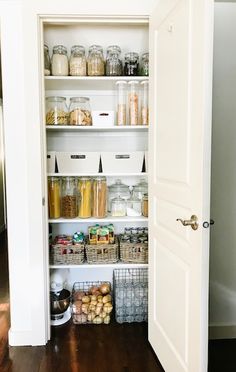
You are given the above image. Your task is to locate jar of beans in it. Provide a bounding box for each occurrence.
[61,177,78,219]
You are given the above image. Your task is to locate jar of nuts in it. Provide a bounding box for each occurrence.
[61,177,78,219]
[46,96,68,125]
[69,97,92,126]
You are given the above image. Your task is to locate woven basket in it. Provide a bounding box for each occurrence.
[50,243,85,265]
[85,239,118,264]
[119,241,148,264]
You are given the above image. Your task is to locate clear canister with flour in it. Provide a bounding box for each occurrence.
[51,45,69,76]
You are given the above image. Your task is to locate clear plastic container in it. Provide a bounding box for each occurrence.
[48,177,61,219]
[87,45,105,76]
[92,176,107,218]
[128,81,139,125]
[46,96,68,125]
[126,194,142,217]
[78,177,92,218]
[142,193,148,217]
[69,97,92,126]
[44,44,51,76]
[124,52,139,76]
[61,177,78,219]
[51,45,69,76]
[140,53,149,76]
[69,45,86,76]
[106,45,123,76]
[108,179,130,212]
[140,81,149,126]
[116,81,127,126]
[132,179,148,200]
[111,196,126,217]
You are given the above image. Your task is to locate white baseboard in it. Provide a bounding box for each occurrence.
[209,324,236,339]
[8,329,32,346]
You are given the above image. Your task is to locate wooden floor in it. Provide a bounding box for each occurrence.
[0,230,236,372]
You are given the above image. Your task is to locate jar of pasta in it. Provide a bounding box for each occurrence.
[92,176,107,218]
[46,96,68,125]
[51,45,69,76]
[69,45,86,76]
[87,45,105,76]
[142,193,148,217]
[48,177,61,219]
[128,81,139,125]
[69,97,92,126]
[78,177,92,218]
[61,177,78,219]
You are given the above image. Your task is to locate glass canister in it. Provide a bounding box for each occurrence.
[116,81,127,126]
[111,196,126,217]
[140,80,149,126]
[105,45,123,76]
[132,179,148,200]
[128,81,139,125]
[78,177,92,218]
[69,97,92,126]
[69,45,86,76]
[51,45,69,76]
[126,194,142,217]
[108,179,130,212]
[92,176,107,218]
[87,45,105,76]
[46,96,68,125]
[61,177,78,219]
[48,177,61,219]
[140,53,149,76]
[124,52,139,76]
[142,193,148,217]
[44,44,51,76]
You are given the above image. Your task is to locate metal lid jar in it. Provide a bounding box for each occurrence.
[44,44,51,76]
[61,177,78,219]
[46,96,68,125]
[124,52,139,76]
[106,45,123,76]
[69,45,86,76]
[51,45,69,76]
[69,97,92,126]
[87,45,105,76]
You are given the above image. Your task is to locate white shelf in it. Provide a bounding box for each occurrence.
[47,173,148,177]
[46,125,149,132]
[49,262,148,269]
[49,216,148,223]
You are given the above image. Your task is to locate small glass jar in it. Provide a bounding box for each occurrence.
[140,53,149,76]
[92,176,107,218]
[124,52,139,76]
[132,179,148,200]
[78,177,92,218]
[140,80,149,125]
[51,45,69,76]
[108,179,130,212]
[142,193,148,217]
[128,81,139,125]
[61,177,78,219]
[116,81,127,126]
[111,196,126,217]
[69,97,92,126]
[126,194,142,217]
[48,177,61,219]
[46,96,68,125]
[44,44,51,76]
[69,45,86,76]
[87,45,105,76]
[106,45,123,76]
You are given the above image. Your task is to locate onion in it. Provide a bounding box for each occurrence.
[99,283,110,295]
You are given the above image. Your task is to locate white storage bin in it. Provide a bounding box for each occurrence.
[101,151,144,174]
[47,151,56,173]
[56,152,100,174]
[145,151,148,172]
[92,111,114,127]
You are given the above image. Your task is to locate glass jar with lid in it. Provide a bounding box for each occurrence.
[128,81,139,125]
[140,80,149,126]
[126,194,142,217]
[87,45,105,76]
[111,196,126,217]
[116,81,127,126]
[44,44,51,76]
[46,96,68,125]
[142,193,148,217]
[140,53,149,76]
[132,179,148,200]
[69,45,86,76]
[108,179,130,212]
[92,176,107,218]
[69,97,92,126]
[106,45,123,76]
[124,52,139,76]
[78,177,92,218]
[61,177,78,219]
[51,45,69,76]
[48,177,61,219]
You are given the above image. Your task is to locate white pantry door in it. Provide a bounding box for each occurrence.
[148,1,214,372]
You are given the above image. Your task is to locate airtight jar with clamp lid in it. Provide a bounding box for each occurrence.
[87,45,105,76]
[69,45,86,76]
[51,45,69,76]
[69,97,92,126]
[46,96,68,125]
[106,45,123,76]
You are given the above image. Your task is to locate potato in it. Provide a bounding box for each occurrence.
[103,302,113,314]
[82,295,90,304]
[99,283,110,295]
[95,304,103,315]
[89,286,99,295]
[82,303,89,314]
[104,315,110,324]
[90,295,97,302]
[89,303,96,312]
[93,316,103,324]
[73,291,85,301]
[102,294,112,304]
[100,310,107,319]
[97,295,103,303]
[87,312,96,322]
[90,300,98,306]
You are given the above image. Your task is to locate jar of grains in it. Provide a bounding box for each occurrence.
[87,45,105,76]
[61,177,78,219]
[69,97,92,126]
[92,176,107,218]
[105,45,123,76]
[48,177,61,219]
[128,81,139,125]
[46,96,68,125]
[51,45,69,76]
[124,52,139,76]
[140,53,149,76]
[69,45,86,76]
[140,80,149,125]
[78,177,92,218]
[44,44,51,76]
[116,81,127,125]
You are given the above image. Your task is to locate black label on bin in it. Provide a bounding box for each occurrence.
[71,155,86,159]
[115,155,130,159]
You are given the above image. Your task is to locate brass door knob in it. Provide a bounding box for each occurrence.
[176,215,198,230]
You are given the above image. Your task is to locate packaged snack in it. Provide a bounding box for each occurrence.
[97,227,109,244]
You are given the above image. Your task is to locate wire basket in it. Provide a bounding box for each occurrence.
[119,240,148,263]
[50,243,85,265]
[71,281,113,324]
[85,238,119,264]
[113,268,148,323]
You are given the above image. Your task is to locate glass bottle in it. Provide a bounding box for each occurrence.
[116,81,127,126]
[142,194,148,217]
[51,45,69,76]
[92,176,107,218]
[69,97,92,126]
[61,177,78,218]
[128,81,139,125]
[45,96,68,126]
[140,80,149,126]
[69,45,86,76]
[111,196,126,217]
[106,45,123,76]
[140,53,149,76]
[124,52,139,76]
[108,179,130,212]
[48,177,61,219]
[44,44,51,76]
[87,45,105,76]
[132,179,148,200]
[78,177,92,218]
[126,194,142,217]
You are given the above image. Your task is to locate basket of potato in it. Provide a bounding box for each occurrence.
[71,281,113,325]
